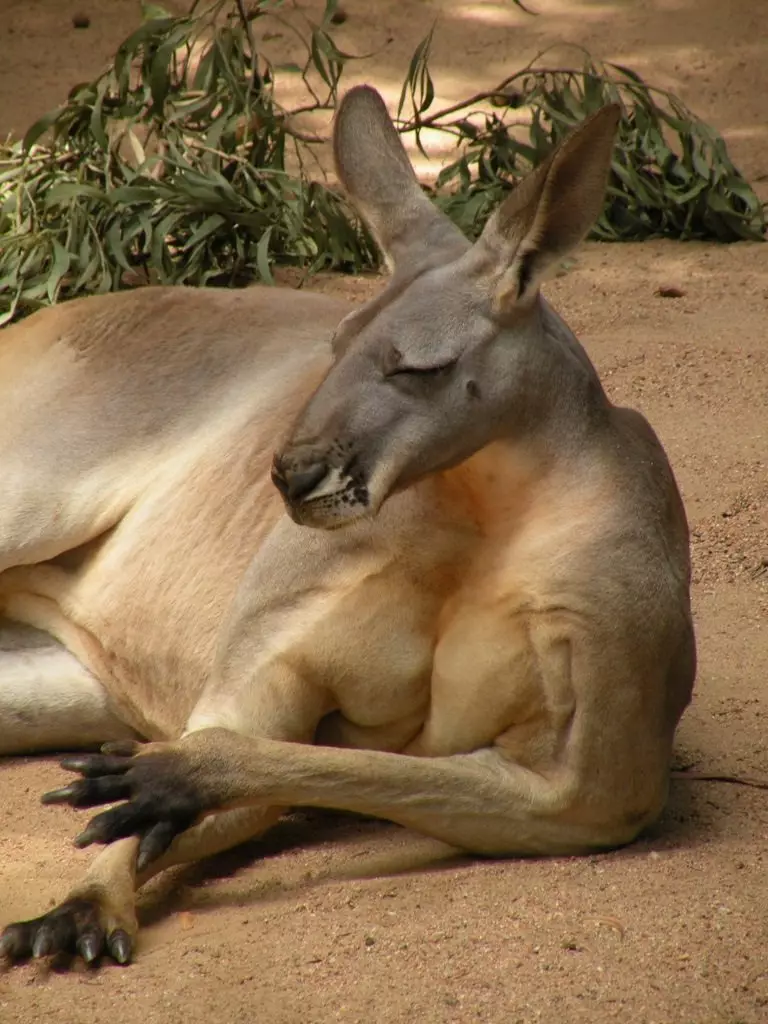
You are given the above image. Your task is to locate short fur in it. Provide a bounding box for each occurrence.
[0,87,694,966]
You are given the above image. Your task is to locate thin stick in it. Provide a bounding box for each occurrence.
[671,770,768,791]
[234,0,259,114]
[397,67,601,133]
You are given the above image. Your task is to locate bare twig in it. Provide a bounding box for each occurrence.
[397,65,620,133]
[672,770,768,790]
[233,0,263,151]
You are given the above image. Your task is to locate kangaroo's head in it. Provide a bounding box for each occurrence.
[272,86,620,528]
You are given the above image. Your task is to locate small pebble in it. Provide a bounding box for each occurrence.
[656,285,686,298]
[72,12,91,29]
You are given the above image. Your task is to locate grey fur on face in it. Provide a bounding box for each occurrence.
[273,88,621,528]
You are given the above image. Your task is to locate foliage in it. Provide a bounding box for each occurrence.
[399,41,766,244]
[0,0,376,325]
[0,0,764,325]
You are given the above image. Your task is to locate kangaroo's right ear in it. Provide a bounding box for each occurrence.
[333,86,469,277]
[472,104,621,313]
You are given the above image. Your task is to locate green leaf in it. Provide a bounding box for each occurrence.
[141,1,173,19]
[0,290,21,327]
[44,182,107,205]
[89,79,111,151]
[46,238,71,302]
[105,220,133,271]
[182,213,226,250]
[398,27,435,118]
[108,184,159,204]
[22,108,65,152]
[256,224,274,283]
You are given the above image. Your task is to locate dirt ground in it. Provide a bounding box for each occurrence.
[1,1,767,1022]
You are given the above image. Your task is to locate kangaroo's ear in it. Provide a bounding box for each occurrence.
[473,104,621,313]
[333,86,470,277]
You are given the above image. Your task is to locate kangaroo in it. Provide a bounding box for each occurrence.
[0,87,695,967]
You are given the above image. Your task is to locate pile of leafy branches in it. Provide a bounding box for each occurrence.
[0,0,375,325]
[400,35,766,244]
[0,0,764,325]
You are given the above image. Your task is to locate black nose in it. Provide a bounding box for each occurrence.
[271,458,328,503]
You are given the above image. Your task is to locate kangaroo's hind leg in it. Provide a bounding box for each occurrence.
[0,806,283,965]
[0,621,139,755]
[0,391,150,576]
[0,296,193,574]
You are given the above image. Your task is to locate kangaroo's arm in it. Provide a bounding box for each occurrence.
[42,726,638,865]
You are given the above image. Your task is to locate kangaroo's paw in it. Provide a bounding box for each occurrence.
[42,741,206,870]
[0,896,134,966]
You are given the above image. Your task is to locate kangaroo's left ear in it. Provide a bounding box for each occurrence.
[472,104,621,313]
[333,85,470,277]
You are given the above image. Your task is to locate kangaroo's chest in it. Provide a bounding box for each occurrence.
[195,489,479,749]
[269,535,561,762]
[296,561,442,729]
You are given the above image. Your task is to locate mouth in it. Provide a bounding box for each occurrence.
[284,492,372,530]
[271,457,372,530]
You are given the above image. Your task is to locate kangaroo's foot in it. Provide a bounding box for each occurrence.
[0,837,140,967]
[1,798,283,969]
[0,897,134,965]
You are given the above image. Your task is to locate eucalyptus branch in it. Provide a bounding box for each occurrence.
[0,1,763,328]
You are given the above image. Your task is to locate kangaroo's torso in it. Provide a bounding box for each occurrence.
[1,286,692,794]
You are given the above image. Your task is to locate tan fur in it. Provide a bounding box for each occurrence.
[0,89,694,964]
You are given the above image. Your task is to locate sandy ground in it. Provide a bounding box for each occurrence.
[1,2,767,1022]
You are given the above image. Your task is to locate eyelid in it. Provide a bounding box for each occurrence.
[385,358,458,378]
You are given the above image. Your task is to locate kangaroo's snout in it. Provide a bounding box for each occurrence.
[271,454,329,504]
[271,441,369,528]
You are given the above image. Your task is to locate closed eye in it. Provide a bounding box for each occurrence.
[385,359,458,379]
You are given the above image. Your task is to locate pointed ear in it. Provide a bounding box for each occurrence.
[474,104,621,312]
[333,85,469,276]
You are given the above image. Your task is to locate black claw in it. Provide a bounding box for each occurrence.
[60,754,133,778]
[107,930,132,965]
[0,924,30,960]
[137,820,179,872]
[101,740,141,757]
[80,802,155,848]
[31,925,55,959]
[77,928,105,964]
[73,805,138,848]
[42,774,133,809]
[73,825,103,849]
[41,783,81,805]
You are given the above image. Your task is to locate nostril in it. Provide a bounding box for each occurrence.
[271,458,330,504]
[286,462,328,502]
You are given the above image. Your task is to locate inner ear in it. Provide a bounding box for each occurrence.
[513,249,537,302]
[333,86,470,278]
[471,104,622,311]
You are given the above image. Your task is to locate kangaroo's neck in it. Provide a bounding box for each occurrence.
[434,304,609,537]
[435,440,545,535]
[502,298,609,455]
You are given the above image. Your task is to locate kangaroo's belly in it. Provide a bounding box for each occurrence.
[37,352,333,740]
